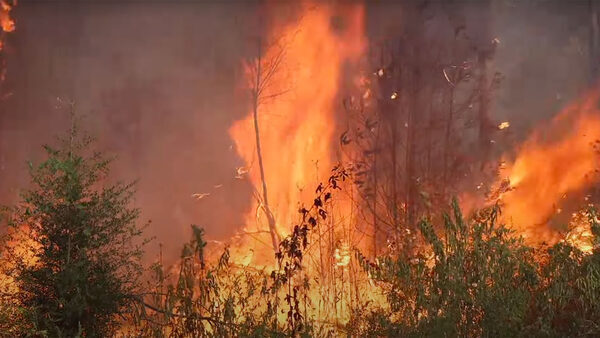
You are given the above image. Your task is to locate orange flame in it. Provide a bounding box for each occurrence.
[497,91,600,244]
[0,0,15,33]
[229,3,365,264]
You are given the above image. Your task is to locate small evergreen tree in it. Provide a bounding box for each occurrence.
[2,117,147,336]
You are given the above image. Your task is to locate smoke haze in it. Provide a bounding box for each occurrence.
[0,0,594,263]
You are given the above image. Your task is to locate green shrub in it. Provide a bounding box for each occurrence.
[1,124,147,337]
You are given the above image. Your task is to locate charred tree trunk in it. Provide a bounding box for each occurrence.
[475,0,494,170]
[252,40,281,254]
[404,22,422,230]
[372,122,379,258]
[477,50,492,169]
[590,0,600,84]
[252,92,279,253]
[391,87,400,231]
[405,72,418,229]
[442,83,455,200]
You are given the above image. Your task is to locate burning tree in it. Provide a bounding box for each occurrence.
[245,35,287,254]
[228,2,365,265]
[0,112,147,336]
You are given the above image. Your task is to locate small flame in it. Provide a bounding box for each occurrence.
[0,0,14,33]
[564,210,596,253]
[498,121,510,130]
[334,242,351,267]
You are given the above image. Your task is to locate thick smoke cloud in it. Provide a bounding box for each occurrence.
[0,1,262,263]
[491,0,591,139]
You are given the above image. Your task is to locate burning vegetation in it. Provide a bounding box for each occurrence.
[1,0,600,337]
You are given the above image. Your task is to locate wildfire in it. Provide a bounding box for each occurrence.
[0,0,14,33]
[495,91,600,245]
[565,210,596,253]
[228,2,365,265]
[0,224,40,297]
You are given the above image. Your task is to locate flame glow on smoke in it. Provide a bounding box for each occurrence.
[229,2,365,264]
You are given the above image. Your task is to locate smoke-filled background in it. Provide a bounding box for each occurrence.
[0,0,594,263]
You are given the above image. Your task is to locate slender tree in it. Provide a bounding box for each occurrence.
[247,37,286,253]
